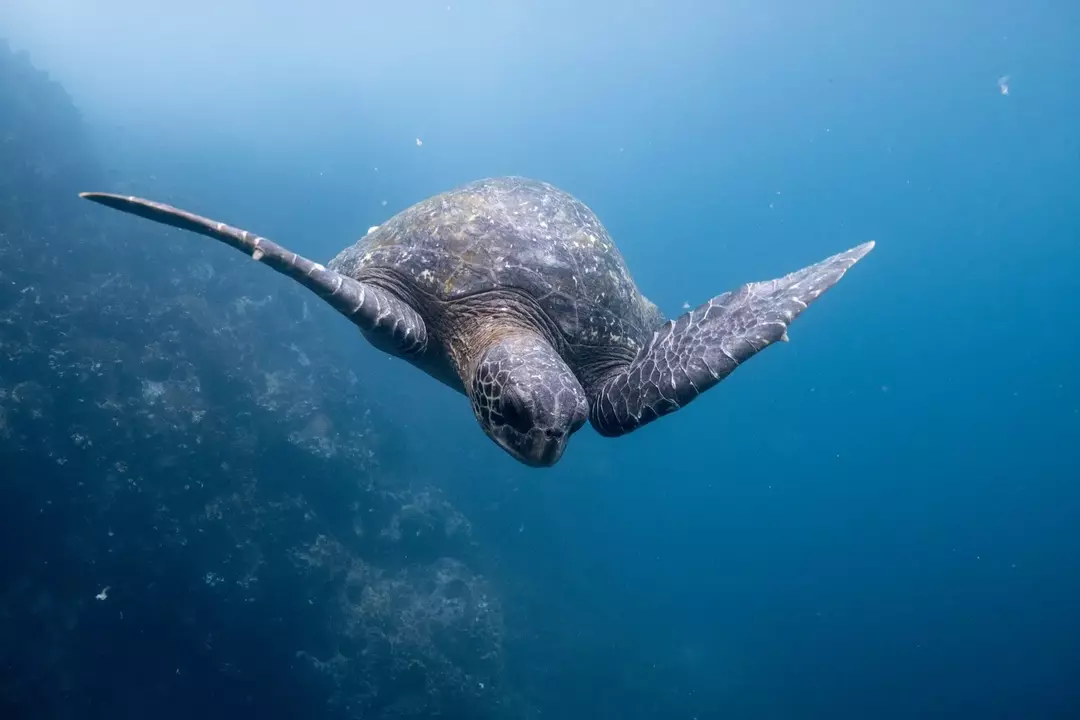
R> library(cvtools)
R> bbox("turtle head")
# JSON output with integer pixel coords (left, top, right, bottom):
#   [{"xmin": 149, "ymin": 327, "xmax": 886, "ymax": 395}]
[{"xmin": 469, "ymin": 333, "xmax": 588, "ymax": 467}]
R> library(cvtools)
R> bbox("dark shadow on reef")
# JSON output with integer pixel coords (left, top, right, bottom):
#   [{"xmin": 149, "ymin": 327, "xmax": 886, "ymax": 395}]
[{"xmin": 0, "ymin": 39, "xmax": 526, "ymax": 720}]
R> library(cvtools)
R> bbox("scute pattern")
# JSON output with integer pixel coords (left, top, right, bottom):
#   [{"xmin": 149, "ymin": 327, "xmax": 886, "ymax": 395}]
[{"xmin": 327, "ymin": 177, "xmax": 660, "ymax": 353}]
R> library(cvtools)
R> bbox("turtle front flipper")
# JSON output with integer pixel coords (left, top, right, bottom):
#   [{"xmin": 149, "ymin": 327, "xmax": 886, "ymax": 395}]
[
  {"xmin": 79, "ymin": 192, "xmax": 427, "ymax": 357},
  {"xmin": 589, "ymin": 241, "xmax": 874, "ymax": 437}
]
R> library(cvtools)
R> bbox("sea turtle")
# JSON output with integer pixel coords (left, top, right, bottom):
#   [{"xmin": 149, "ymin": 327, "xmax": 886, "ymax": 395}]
[{"xmin": 80, "ymin": 177, "xmax": 873, "ymax": 468}]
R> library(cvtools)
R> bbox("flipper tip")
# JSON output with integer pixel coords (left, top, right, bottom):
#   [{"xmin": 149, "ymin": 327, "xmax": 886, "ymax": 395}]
[
  {"xmin": 830, "ymin": 240, "xmax": 875, "ymax": 270},
  {"xmin": 79, "ymin": 192, "xmax": 141, "ymax": 213},
  {"xmin": 80, "ymin": 191, "xmax": 126, "ymax": 202}
]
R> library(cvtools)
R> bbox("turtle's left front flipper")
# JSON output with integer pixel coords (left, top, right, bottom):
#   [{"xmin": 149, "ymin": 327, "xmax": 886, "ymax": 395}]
[
  {"xmin": 79, "ymin": 192, "xmax": 427, "ymax": 357},
  {"xmin": 589, "ymin": 241, "xmax": 875, "ymax": 437}
]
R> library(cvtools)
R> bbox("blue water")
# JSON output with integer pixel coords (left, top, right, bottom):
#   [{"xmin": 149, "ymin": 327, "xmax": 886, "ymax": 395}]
[{"xmin": 1, "ymin": 2, "xmax": 1078, "ymax": 718}]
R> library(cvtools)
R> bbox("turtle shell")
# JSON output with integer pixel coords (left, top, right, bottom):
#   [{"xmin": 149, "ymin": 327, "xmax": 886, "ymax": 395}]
[{"xmin": 327, "ymin": 177, "xmax": 662, "ymax": 353}]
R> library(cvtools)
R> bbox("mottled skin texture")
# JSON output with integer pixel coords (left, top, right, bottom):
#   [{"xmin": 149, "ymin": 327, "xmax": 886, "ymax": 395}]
[
  {"xmin": 80, "ymin": 177, "xmax": 874, "ymax": 468},
  {"xmin": 588, "ymin": 242, "xmax": 872, "ymax": 436}
]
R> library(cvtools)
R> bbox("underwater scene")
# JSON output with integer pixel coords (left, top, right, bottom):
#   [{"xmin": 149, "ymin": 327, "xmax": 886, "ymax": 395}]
[{"xmin": 1, "ymin": 2, "xmax": 1078, "ymax": 718}]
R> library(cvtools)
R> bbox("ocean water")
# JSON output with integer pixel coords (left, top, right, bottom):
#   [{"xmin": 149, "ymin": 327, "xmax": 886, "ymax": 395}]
[{"xmin": 1, "ymin": 2, "xmax": 1078, "ymax": 718}]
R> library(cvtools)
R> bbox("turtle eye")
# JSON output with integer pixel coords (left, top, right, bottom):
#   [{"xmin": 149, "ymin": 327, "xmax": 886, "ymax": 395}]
[{"xmin": 499, "ymin": 390, "xmax": 532, "ymax": 433}]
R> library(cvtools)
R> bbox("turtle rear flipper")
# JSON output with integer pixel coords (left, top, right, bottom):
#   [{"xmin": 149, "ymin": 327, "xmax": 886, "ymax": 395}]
[
  {"xmin": 588, "ymin": 241, "xmax": 874, "ymax": 437},
  {"xmin": 79, "ymin": 192, "xmax": 427, "ymax": 358}
]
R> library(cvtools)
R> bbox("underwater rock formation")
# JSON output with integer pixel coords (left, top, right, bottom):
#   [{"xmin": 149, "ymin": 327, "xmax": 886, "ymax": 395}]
[{"xmin": 0, "ymin": 39, "xmax": 515, "ymax": 719}]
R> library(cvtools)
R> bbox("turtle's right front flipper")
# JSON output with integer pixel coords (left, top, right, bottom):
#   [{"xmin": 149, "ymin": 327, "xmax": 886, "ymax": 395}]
[{"xmin": 79, "ymin": 192, "xmax": 427, "ymax": 357}]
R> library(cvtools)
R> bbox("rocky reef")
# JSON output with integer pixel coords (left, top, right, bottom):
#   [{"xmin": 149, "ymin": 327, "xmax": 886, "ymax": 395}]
[{"xmin": 0, "ymin": 39, "xmax": 518, "ymax": 719}]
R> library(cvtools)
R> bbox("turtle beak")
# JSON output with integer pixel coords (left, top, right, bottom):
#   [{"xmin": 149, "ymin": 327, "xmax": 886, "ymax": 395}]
[
  {"xmin": 484, "ymin": 426, "xmax": 568, "ymax": 468},
  {"xmin": 511, "ymin": 400, "xmax": 585, "ymax": 467},
  {"xmin": 518, "ymin": 427, "xmax": 570, "ymax": 468},
  {"xmin": 530, "ymin": 431, "xmax": 566, "ymax": 467}
]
